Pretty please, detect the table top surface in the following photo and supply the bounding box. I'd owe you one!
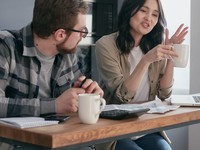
[1,106,200,149]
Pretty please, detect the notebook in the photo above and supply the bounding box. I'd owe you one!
[170,94,200,106]
[0,117,59,129]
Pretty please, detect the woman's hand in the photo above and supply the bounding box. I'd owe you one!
[165,24,188,45]
[144,44,178,64]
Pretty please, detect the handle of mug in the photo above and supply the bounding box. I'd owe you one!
[96,98,106,116]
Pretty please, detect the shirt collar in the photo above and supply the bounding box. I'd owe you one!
[20,23,38,57]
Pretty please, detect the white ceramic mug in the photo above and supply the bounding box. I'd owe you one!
[172,44,189,68]
[78,94,106,124]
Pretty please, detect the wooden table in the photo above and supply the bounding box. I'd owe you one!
[1,107,200,150]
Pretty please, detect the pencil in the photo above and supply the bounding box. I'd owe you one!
[79,75,90,88]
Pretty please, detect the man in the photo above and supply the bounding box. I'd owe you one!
[0,0,103,149]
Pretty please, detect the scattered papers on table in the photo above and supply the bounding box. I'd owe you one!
[103,97,180,114]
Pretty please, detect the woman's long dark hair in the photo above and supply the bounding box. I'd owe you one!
[116,0,167,54]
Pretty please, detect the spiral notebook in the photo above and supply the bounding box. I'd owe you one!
[0,117,59,129]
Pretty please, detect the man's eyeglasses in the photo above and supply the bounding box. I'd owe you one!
[66,27,88,38]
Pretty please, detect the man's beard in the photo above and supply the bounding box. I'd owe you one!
[56,37,80,54]
[57,44,76,54]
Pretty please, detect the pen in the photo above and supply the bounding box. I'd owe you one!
[79,74,90,88]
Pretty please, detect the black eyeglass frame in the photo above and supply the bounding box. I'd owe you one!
[66,27,88,38]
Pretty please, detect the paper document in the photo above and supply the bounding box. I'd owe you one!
[103,98,180,114]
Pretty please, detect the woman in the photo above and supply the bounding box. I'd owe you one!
[95,0,188,149]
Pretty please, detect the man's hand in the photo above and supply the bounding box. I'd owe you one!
[73,76,104,97]
[56,76,104,113]
[56,88,85,113]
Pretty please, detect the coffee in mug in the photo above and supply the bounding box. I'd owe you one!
[172,44,189,68]
[78,94,106,124]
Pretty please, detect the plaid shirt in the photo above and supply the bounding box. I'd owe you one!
[0,24,82,117]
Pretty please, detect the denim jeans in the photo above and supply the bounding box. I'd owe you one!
[13,146,94,150]
[115,133,172,150]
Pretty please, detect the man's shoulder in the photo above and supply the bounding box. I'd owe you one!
[0,30,16,51]
[0,30,22,49]
[0,30,22,43]
[0,30,15,40]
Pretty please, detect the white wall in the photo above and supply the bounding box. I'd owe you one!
[189,0,200,150]
[162,0,190,94]
[0,0,34,30]
[190,1,200,94]
[162,1,190,150]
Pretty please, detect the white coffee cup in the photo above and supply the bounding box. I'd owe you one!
[78,94,106,124]
[172,44,189,68]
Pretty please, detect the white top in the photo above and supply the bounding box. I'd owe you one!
[128,46,150,140]
[128,46,150,102]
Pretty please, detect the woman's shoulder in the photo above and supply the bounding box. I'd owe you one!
[96,32,118,45]
[95,32,120,56]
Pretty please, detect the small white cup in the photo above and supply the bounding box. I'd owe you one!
[172,44,189,68]
[78,94,106,124]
